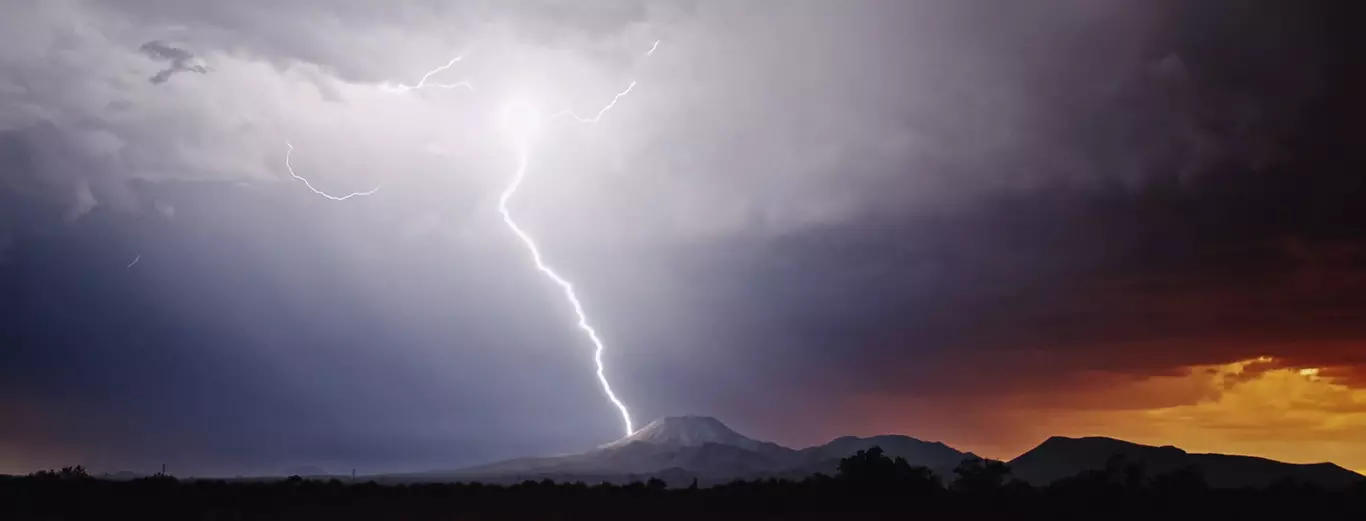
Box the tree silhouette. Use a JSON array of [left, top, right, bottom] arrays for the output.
[[836, 446, 942, 495], [950, 457, 1012, 495], [1052, 454, 1148, 494], [645, 477, 667, 492], [1151, 466, 1207, 495], [1, 457, 1360, 519]]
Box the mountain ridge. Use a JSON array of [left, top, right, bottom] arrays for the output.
[[404, 416, 1362, 489], [1009, 435, 1362, 489]]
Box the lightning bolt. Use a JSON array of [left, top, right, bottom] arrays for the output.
[[503, 41, 658, 433], [552, 81, 639, 124], [378, 55, 474, 93], [284, 141, 381, 200], [498, 139, 634, 436], [284, 41, 657, 438], [493, 42, 659, 435]]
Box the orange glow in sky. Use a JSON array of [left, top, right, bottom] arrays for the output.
[[850, 356, 1366, 475]]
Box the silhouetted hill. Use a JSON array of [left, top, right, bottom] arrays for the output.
[[283, 465, 328, 477], [447, 417, 797, 483], [1010, 436, 1364, 489], [601, 416, 772, 452], [800, 435, 977, 475], [432, 416, 973, 484], [97, 471, 149, 481]]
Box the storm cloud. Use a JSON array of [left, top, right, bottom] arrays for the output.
[[2, 0, 1364, 475]]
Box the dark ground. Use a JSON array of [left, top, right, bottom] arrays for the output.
[[3, 449, 1363, 520]]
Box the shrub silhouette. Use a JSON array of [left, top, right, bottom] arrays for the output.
[[1151, 466, 1208, 494], [836, 446, 942, 495], [950, 457, 1012, 495]]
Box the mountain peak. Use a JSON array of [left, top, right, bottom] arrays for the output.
[[601, 416, 764, 451], [804, 434, 973, 471]]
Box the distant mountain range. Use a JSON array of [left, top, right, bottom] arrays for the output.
[[1010, 435, 1363, 489], [385, 416, 1362, 489]]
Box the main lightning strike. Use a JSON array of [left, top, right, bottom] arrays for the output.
[[284, 142, 381, 200], [496, 44, 659, 436], [496, 113, 635, 435]]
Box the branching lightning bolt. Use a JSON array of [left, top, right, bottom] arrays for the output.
[[498, 140, 634, 436], [284, 141, 381, 200], [283, 40, 658, 438], [491, 42, 658, 435], [378, 55, 474, 93]]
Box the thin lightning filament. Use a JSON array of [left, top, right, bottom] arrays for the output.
[[553, 81, 638, 124], [379, 56, 473, 93], [284, 142, 381, 200]]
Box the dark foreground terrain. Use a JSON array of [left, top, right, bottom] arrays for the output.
[[4, 449, 1363, 520]]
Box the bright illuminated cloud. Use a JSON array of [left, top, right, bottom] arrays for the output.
[[497, 97, 545, 144], [3, 1, 1290, 243]]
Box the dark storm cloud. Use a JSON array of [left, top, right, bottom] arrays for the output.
[[0, 182, 626, 474], [2, 0, 1364, 473], [139, 41, 208, 84], [573, 0, 1366, 437]]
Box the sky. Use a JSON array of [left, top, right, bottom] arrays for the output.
[[2, 0, 1364, 476]]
